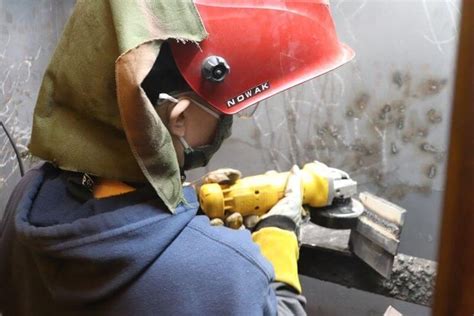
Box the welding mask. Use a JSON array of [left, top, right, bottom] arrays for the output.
[[169, 0, 355, 115]]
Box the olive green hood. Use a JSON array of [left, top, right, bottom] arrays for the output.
[[28, 0, 207, 212]]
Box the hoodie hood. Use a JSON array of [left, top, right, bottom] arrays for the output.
[[28, 0, 208, 212], [13, 164, 199, 305]]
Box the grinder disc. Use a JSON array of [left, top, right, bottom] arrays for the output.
[[308, 198, 364, 230]]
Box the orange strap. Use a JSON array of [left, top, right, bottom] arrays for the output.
[[93, 178, 136, 199]]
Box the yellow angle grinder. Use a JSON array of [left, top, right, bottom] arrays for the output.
[[199, 162, 364, 229]]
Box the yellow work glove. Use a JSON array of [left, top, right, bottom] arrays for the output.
[[203, 166, 304, 292], [252, 165, 303, 293]]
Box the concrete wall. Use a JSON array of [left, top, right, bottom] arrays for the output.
[[0, 0, 75, 210], [189, 0, 461, 263], [0, 0, 461, 315]]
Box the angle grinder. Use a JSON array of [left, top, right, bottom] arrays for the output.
[[198, 162, 363, 229]]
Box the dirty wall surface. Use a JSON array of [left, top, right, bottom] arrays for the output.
[[0, 1, 460, 315], [188, 0, 460, 262], [0, 0, 75, 211]]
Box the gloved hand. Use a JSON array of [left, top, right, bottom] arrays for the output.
[[251, 165, 304, 293], [204, 166, 304, 293], [203, 166, 306, 231], [259, 165, 303, 227], [202, 168, 241, 186], [310, 160, 350, 182]]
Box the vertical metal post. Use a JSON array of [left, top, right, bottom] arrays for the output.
[[433, 1, 474, 314]]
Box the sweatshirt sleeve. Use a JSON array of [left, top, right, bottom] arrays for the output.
[[271, 282, 307, 316]]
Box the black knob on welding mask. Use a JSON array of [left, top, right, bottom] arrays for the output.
[[202, 56, 230, 82]]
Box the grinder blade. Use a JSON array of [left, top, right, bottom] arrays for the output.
[[308, 198, 364, 230]]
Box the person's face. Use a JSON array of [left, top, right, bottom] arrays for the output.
[[159, 93, 223, 168], [181, 99, 220, 148]]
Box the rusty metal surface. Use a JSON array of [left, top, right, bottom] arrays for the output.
[[300, 223, 437, 307]]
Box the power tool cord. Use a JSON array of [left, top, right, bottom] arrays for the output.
[[0, 121, 25, 177]]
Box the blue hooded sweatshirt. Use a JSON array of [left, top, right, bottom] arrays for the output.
[[0, 163, 278, 315]]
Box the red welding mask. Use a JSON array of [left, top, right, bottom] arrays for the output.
[[169, 0, 354, 115]]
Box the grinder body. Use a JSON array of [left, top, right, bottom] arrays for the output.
[[199, 163, 330, 219]]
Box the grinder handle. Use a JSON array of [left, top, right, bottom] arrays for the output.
[[199, 163, 331, 219]]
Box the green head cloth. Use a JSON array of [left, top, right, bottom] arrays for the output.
[[29, 0, 207, 212]]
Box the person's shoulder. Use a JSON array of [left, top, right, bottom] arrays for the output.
[[185, 215, 274, 281], [3, 163, 48, 213]]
